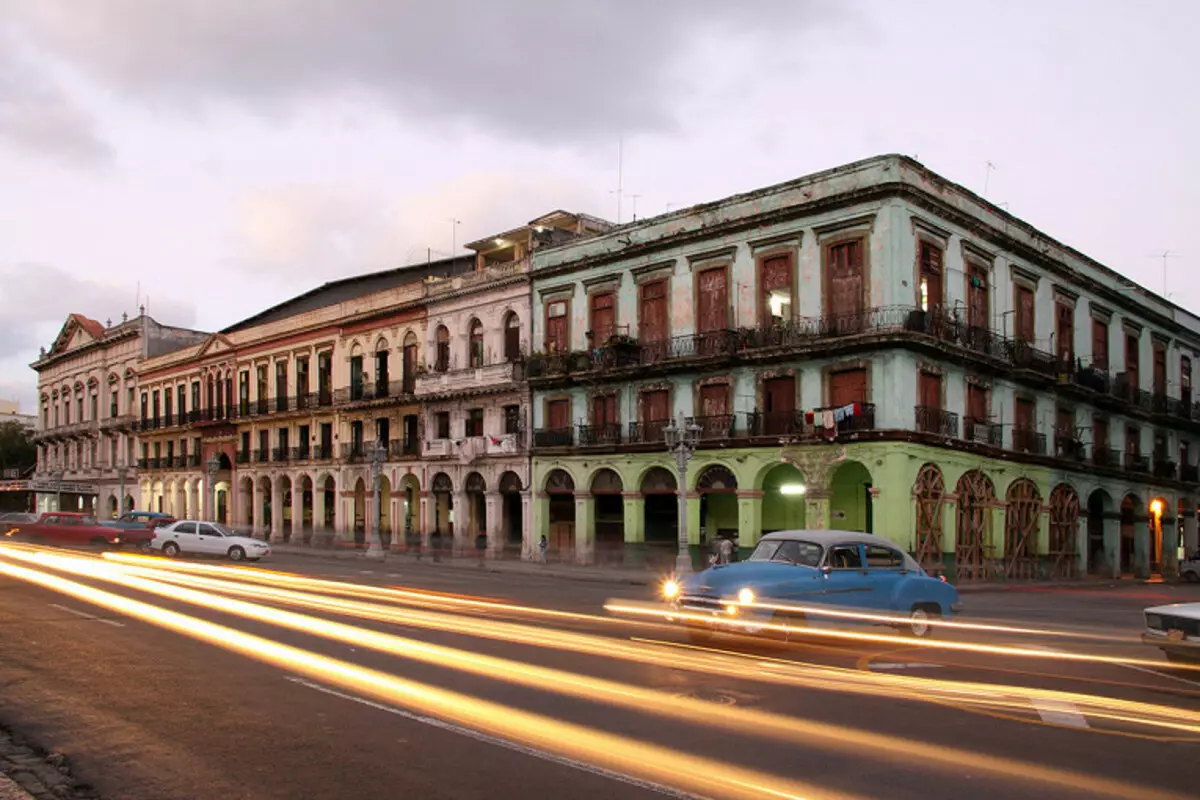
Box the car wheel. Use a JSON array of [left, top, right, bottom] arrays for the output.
[[900, 605, 939, 638], [228, 546, 246, 562], [1183, 570, 1199, 584], [138, 541, 153, 554], [163, 542, 180, 558]]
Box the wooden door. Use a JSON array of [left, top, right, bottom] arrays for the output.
[[590, 292, 615, 345], [1153, 344, 1166, 394], [826, 240, 865, 319], [1014, 285, 1035, 343], [546, 301, 569, 352], [592, 394, 617, 426], [639, 281, 668, 343], [918, 371, 942, 410], [547, 399, 570, 431], [763, 377, 795, 435], [829, 368, 867, 407], [1092, 319, 1109, 368], [699, 384, 730, 417], [1056, 407, 1074, 437], [696, 267, 727, 333], [919, 242, 943, 312], [402, 344, 417, 391], [1125, 334, 1139, 382], [1015, 398, 1034, 432], [967, 266, 989, 329], [641, 390, 669, 422], [760, 255, 792, 325], [966, 383, 987, 423], [1183, 357, 1193, 406], [1055, 303, 1074, 362], [504, 315, 521, 360], [1093, 418, 1108, 452]]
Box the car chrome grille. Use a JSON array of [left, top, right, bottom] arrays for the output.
[[680, 594, 724, 612], [1148, 613, 1200, 636]]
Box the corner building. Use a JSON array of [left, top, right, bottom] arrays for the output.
[[527, 154, 1200, 579]]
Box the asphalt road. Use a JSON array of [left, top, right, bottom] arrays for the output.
[[0, 546, 1197, 800]]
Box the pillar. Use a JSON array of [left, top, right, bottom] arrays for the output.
[[942, 493, 958, 571], [521, 490, 535, 560], [452, 491, 469, 553], [574, 491, 595, 564], [685, 491, 702, 546], [1185, 513, 1198, 557], [1163, 514, 1179, 579], [419, 491, 431, 551], [270, 479, 284, 542], [804, 491, 831, 531], [253, 481, 265, 537], [1133, 517, 1151, 579], [485, 491, 503, 557], [529, 491, 547, 562], [622, 491, 644, 544], [736, 490, 763, 555], [1102, 510, 1120, 579]]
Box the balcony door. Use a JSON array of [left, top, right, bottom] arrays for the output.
[[590, 291, 615, 346], [402, 341, 417, 393], [967, 266, 989, 330], [830, 368, 867, 408], [696, 266, 727, 334], [547, 399, 571, 432], [763, 376, 795, 435], [825, 239, 865, 324], [639, 280, 668, 344]]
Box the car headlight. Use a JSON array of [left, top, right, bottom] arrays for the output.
[[662, 580, 680, 600], [737, 588, 755, 605]]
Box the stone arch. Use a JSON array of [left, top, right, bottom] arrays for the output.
[[503, 310, 522, 361], [498, 471, 523, 493], [760, 462, 807, 531], [955, 469, 996, 580], [544, 468, 575, 493], [912, 463, 946, 574], [1048, 483, 1081, 578], [831, 460, 873, 534], [639, 467, 677, 493], [375, 336, 389, 353], [465, 471, 486, 493], [431, 472, 453, 493], [590, 468, 623, 494], [403, 330, 418, 347], [1086, 488, 1114, 575], [434, 325, 451, 371], [349, 339, 364, 357], [1004, 478, 1043, 579]]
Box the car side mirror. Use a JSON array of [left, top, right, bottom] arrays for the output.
[[821, 565, 832, 577]]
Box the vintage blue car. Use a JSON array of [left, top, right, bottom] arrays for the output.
[[663, 530, 961, 641]]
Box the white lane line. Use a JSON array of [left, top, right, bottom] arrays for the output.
[[1118, 662, 1200, 689], [359, 570, 375, 575], [48, 603, 125, 628], [285, 676, 705, 800], [868, 662, 943, 670], [1032, 699, 1089, 728]]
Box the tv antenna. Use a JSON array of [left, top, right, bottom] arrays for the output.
[[448, 218, 461, 256], [983, 160, 998, 198], [609, 137, 624, 223], [1145, 250, 1182, 297]]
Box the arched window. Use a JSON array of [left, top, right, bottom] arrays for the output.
[[504, 313, 521, 361], [435, 326, 450, 372], [469, 319, 484, 368]]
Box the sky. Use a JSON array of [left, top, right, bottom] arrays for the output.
[[1, 0, 1196, 412]]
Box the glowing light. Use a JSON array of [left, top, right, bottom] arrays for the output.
[[1150, 499, 1165, 516], [779, 484, 807, 496], [738, 588, 756, 605], [662, 580, 680, 599]]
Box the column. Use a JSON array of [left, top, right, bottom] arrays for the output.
[[736, 490, 763, 557], [685, 491, 702, 546], [253, 481, 265, 537], [485, 491, 503, 557], [942, 493, 959, 574], [574, 491, 595, 564], [1162, 513, 1179, 578], [288, 480, 300, 544], [1102, 509, 1120, 579], [1133, 517, 1151, 579], [175, 484, 187, 521], [419, 491, 431, 553], [1037, 507, 1051, 580], [804, 491, 831, 531], [313, 483, 327, 543], [1185, 512, 1198, 556], [270, 479, 284, 542], [521, 490, 535, 561], [452, 490, 469, 554]]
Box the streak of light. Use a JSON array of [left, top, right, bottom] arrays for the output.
[[9, 548, 1194, 800], [605, 601, 1200, 673], [0, 554, 842, 800]]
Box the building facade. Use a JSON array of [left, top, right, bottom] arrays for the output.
[[526, 154, 1200, 579], [31, 312, 207, 516]]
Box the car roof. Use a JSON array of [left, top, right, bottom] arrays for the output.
[[1145, 602, 1200, 618], [758, 530, 891, 547]]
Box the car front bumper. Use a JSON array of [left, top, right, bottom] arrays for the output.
[[1142, 630, 1200, 654]]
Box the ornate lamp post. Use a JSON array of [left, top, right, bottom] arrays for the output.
[[205, 454, 221, 523], [116, 463, 127, 519], [365, 439, 387, 559], [663, 412, 702, 574]]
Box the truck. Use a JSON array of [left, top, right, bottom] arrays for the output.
[[3, 512, 146, 550]]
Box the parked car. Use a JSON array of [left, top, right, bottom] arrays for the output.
[[4, 512, 125, 547], [150, 520, 270, 562], [1141, 602, 1200, 664], [102, 511, 176, 531], [662, 530, 961, 641]]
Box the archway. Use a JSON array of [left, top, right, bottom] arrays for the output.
[[545, 469, 576, 558], [108, 495, 118, 520], [321, 475, 336, 531], [464, 472, 486, 543], [353, 477, 366, 546], [431, 473, 454, 552], [760, 463, 807, 532], [298, 475, 313, 543], [1048, 484, 1080, 578], [259, 476, 273, 534], [279, 475, 293, 542], [498, 471, 523, 551], [590, 468, 625, 559], [123, 494, 134, 514], [641, 466, 678, 546], [215, 482, 230, 526], [955, 470, 996, 580], [399, 473, 420, 550], [1120, 494, 1139, 575], [378, 474, 393, 548], [695, 464, 738, 551], [831, 461, 873, 533], [912, 464, 946, 575], [239, 476, 254, 527], [1004, 479, 1042, 580], [1086, 489, 1113, 575]]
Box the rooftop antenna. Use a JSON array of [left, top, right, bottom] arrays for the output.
[[630, 193, 642, 221], [609, 137, 624, 223], [448, 218, 461, 257], [983, 160, 998, 198], [665, 202, 677, 213], [1145, 250, 1182, 297]]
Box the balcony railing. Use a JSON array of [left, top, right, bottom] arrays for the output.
[[577, 423, 623, 447], [1182, 464, 1199, 483], [314, 444, 333, 461], [388, 438, 420, 459], [254, 450, 268, 463], [172, 455, 186, 469], [1093, 446, 1119, 468], [533, 428, 574, 448], [424, 257, 529, 298], [963, 417, 1003, 446], [747, 405, 877, 440], [290, 446, 311, 462], [236, 451, 250, 464], [1153, 459, 1178, 480], [1011, 428, 1047, 456], [334, 380, 414, 406], [628, 419, 670, 445], [272, 447, 290, 463], [1053, 434, 1086, 461], [1124, 452, 1150, 473], [915, 406, 959, 438], [415, 362, 518, 397], [691, 414, 736, 440], [341, 443, 365, 463]]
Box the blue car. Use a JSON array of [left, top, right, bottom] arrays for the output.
[[663, 530, 961, 641]]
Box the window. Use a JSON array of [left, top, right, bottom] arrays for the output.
[[1094, 416, 1109, 457], [76, 395, 83, 421], [1092, 318, 1109, 368], [296, 357, 310, 397], [298, 425, 310, 457], [546, 399, 571, 431], [318, 352, 333, 403], [166, 441, 174, 462], [1182, 356, 1193, 407], [465, 409, 484, 437], [469, 320, 484, 368], [545, 300, 569, 353], [825, 240, 865, 318], [918, 371, 942, 411], [696, 266, 728, 333], [435, 412, 451, 439], [174, 522, 197, 535], [1154, 433, 1167, 464], [276, 360, 288, 405], [1014, 284, 1035, 343], [177, 385, 186, 418], [504, 313, 521, 361], [110, 391, 118, 417], [966, 383, 988, 422], [699, 383, 730, 418], [1056, 406, 1075, 438], [241, 431, 250, 456], [1125, 332, 1140, 385], [259, 429, 269, 458], [639, 280, 669, 343], [1015, 397, 1035, 433], [350, 421, 364, 451], [278, 428, 289, 455], [827, 545, 863, 570], [760, 254, 792, 325], [503, 405, 520, 435], [1055, 302, 1075, 363], [589, 292, 615, 345], [375, 417, 389, 445], [239, 371, 250, 415], [966, 265, 989, 329], [89, 394, 97, 422], [254, 366, 267, 408], [1126, 426, 1140, 455], [865, 545, 904, 569], [140, 392, 148, 422], [375, 350, 389, 393], [1182, 441, 1191, 470], [592, 394, 617, 427], [640, 389, 670, 422], [320, 423, 332, 454], [349, 355, 364, 400], [918, 241, 943, 312], [435, 326, 451, 371], [1153, 341, 1167, 395]]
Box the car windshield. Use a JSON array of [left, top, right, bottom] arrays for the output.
[[210, 524, 235, 537], [747, 539, 823, 567]]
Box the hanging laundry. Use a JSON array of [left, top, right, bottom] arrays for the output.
[[822, 410, 836, 429]]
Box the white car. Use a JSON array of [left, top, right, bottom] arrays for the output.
[[1182, 552, 1199, 583], [151, 520, 270, 562], [1142, 602, 1200, 664]]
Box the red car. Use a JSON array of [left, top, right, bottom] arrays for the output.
[[6, 512, 126, 548]]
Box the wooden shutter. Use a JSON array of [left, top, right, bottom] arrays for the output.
[[763, 377, 795, 413], [592, 395, 616, 426], [826, 240, 865, 318], [699, 384, 730, 416], [1153, 344, 1166, 394], [1092, 319, 1109, 367], [829, 368, 867, 407], [967, 267, 989, 329], [641, 390, 669, 421], [1015, 285, 1035, 342], [1093, 418, 1108, 450], [546, 301, 569, 352], [966, 383, 988, 420], [639, 281, 668, 343], [760, 255, 792, 324], [1015, 398, 1034, 431], [1055, 303, 1074, 361], [697, 267, 727, 333], [918, 372, 942, 410], [919, 242, 943, 312], [1056, 407, 1074, 436], [589, 292, 615, 345], [548, 399, 570, 430]]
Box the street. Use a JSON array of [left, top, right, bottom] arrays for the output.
[[0, 546, 1197, 800]]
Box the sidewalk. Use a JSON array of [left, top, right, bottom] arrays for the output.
[[263, 542, 1189, 593]]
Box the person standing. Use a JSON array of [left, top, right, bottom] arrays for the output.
[[538, 534, 548, 564]]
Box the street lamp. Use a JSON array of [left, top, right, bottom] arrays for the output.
[[205, 454, 221, 523], [663, 412, 702, 574], [364, 439, 387, 559]]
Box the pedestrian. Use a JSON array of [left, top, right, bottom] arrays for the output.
[[538, 534, 548, 564], [718, 536, 734, 565], [476, 532, 487, 567]]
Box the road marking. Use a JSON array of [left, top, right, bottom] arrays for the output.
[[285, 676, 705, 800], [1118, 662, 1200, 689], [868, 662, 943, 670], [48, 603, 125, 627], [359, 570, 376, 575], [1032, 699, 1089, 728]]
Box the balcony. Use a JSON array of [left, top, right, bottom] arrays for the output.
[[272, 447, 290, 463], [1073, 364, 1110, 394], [1124, 452, 1150, 473], [415, 362, 519, 397], [236, 451, 250, 465], [486, 433, 521, 455], [692, 414, 737, 441], [291, 446, 312, 462], [747, 405, 877, 440], [172, 456, 187, 469], [963, 417, 1003, 447], [915, 406, 959, 438], [1183, 464, 1199, 483], [313, 444, 333, 461], [424, 439, 452, 457], [424, 257, 528, 298], [256, 399, 269, 415], [387, 437, 419, 458], [254, 450, 269, 463], [341, 443, 365, 463], [334, 380, 414, 407], [1007, 340, 1057, 378], [137, 458, 148, 470], [533, 428, 574, 448], [1053, 434, 1086, 461], [578, 423, 623, 447], [1093, 446, 1119, 468], [100, 414, 136, 432], [1011, 428, 1047, 456], [628, 419, 670, 445], [1153, 459, 1178, 480]]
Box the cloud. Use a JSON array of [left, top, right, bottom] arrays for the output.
[[2, 0, 839, 144], [0, 263, 197, 363], [0, 39, 112, 165], [231, 171, 604, 279]]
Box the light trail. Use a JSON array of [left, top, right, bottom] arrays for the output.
[[7, 547, 1194, 800], [604, 601, 1200, 673], [0, 554, 845, 800]]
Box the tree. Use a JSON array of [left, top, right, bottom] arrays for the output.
[[0, 421, 36, 478]]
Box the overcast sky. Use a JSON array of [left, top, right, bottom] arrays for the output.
[[2, 0, 1196, 412]]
